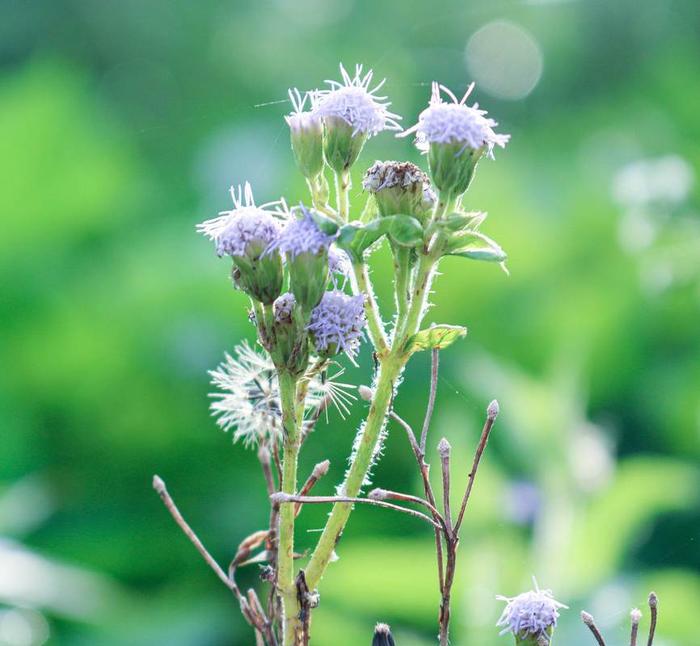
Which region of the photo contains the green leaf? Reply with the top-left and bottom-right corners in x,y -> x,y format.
385,214 -> 423,248
336,215 -> 423,259
441,211 -> 487,232
444,230 -> 507,262
308,209 -> 339,235
404,324 -> 467,354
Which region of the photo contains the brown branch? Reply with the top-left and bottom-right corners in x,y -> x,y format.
647,592 -> 658,646
420,348 -> 440,454
630,608 -> 641,646
271,492 -> 442,530
295,460 -> 331,516
368,488 -> 447,533
437,438 -> 453,533
581,611 -> 607,646
153,475 -> 236,592
389,410 -> 445,593
454,400 -> 499,533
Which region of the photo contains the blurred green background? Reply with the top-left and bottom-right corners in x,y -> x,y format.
2,1 -> 699,644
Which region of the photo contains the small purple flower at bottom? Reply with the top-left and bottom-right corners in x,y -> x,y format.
496,581 -> 567,642
308,290 -> 366,360
267,205 -> 335,258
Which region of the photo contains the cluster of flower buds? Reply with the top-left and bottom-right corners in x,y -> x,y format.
286,65 -> 402,197
199,189 -> 366,375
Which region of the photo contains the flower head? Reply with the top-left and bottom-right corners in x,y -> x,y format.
197,182 -> 285,256
328,246 -> 351,286
285,89 -> 324,178
270,205 -> 336,258
285,88 -> 321,132
496,581 -> 567,643
308,290 -> 366,360
314,64 -> 401,137
208,342 -> 355,445
402,82 -> 510,157
363,160 -> 436,218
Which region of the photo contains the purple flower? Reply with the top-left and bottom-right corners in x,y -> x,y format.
314,64 -> 401,137
308,290 -> 366,359
328,246 -> 351,286
197,182 -> 284,257
496,581 -> 567,642
401,82 -> 510,158
269,206 -> 335,258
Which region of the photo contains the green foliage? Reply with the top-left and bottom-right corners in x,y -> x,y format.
2,1 -> 700,645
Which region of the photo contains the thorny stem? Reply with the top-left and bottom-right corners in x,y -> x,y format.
272,493 -> 442,530
277,371 -> 303,646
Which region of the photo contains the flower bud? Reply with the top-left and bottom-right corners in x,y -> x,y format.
401,82 -> 509,201
307,291 -> 366,361
314,64 -> 401,173
197,183 -> 284,304
363,160 -> 436,220
270,292 -> 308,376
269,206 -> 335,314
286,89 -> 324,179
372,623 -> 395,646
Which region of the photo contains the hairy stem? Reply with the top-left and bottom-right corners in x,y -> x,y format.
392,245 -> 411,324
277,371 -> 302,646
335,170 -> 351,222
352,261 -> 389,356
305,254 -> 439,590
303,354 -> 403,589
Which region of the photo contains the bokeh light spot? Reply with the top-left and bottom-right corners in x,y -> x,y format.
465,21 -> 543,100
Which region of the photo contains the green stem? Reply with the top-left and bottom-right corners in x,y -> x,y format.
352,261 -> 389,356
335,170 -> 351,222
392,246 -> 411,324
277,371 -> 302,645
303,353 -> 403,589
304,254 -> 440,591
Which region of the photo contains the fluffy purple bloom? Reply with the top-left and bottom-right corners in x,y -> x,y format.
402,82 -> 510,158
313,64 -> 402,136
497,582 -> 567,642
308,290 -> 366,358
197,182 -> 284,257
214,210 -> 280,258
328,246 -> 351,286
269,206 -> 335,258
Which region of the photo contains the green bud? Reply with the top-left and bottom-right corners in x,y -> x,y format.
230,243 -> 283,305
288,249 -> 329,315
269,292 -> 309,376
289,116 -> 324,179
428,141 -> 486,201
323,116 -> 368,173
363,160 -> 436,221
